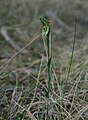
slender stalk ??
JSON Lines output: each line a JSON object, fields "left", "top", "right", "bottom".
{"left": 45, "top": 22, "right": 52, "bottom": 120}
{"left": 66, "top": 15, "right": 77, "bottom": 81}
{"left": 47, "top": 31, "right": 52, "bottom": 97}
{"left": 39, "top": 16, "right": 52, "bottom": 119}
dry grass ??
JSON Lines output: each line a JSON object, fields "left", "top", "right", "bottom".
{"left": 0, "top": 0, "right": 88, "bottom": 120}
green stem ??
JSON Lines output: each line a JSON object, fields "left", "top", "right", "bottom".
{"left": 67, "top": 15, "right": 77, "bottom": 81}
{"left": 46, "top": 27, "right": 52, "bottom": 120}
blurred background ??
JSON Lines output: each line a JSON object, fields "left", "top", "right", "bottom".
{"left": 0, "top": 0, "right": 88, "bottom": 63}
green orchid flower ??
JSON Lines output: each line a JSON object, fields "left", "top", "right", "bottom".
{"left": 39, "top": 16, "right": 52, "bottom": 36}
